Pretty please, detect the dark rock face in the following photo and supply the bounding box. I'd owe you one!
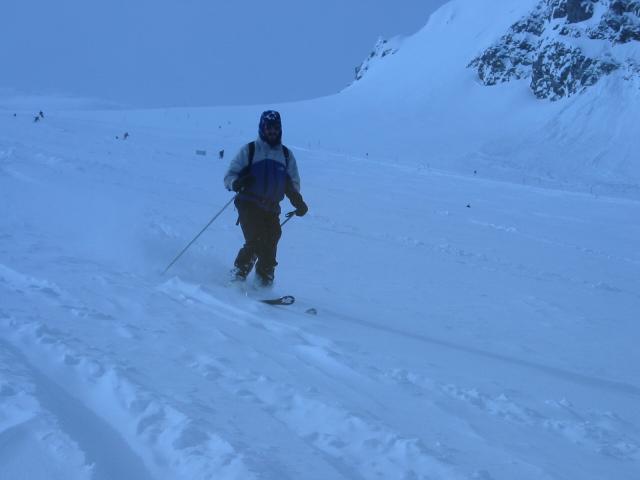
[355,38,401,81]
[610,0,640,15]
[531,42,618,99]
[469,0,640,100]
[590,0,640,42]
[473,40,536,86]
[551,0,596,23]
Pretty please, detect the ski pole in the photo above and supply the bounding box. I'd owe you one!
[280,210,296,227]
[162,195,237,275]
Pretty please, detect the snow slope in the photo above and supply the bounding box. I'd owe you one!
[317,0,640,197]
[1,0,639,479]
[1,100,639,479]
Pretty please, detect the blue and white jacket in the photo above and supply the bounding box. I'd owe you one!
[224,139,301,213]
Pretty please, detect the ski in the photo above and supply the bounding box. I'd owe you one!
[260,295,295,306]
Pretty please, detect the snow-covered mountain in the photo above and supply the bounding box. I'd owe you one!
[470,0,640,100]
[311,0,639,197]
[1,1,639,480]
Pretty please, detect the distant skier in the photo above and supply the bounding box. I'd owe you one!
[224,110,308,286]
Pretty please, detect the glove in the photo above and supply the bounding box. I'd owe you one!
[295,200,308,217]
[289,191,308,217]
[232,175,254,193]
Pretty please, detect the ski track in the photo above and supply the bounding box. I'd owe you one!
[388,369,640,462]
[0,264,255,480]
[1,266,465,480]
[0,338,154,480]
[188,353,461,480]
[160,278,464,479]
[0,316,256,480]
[151,277,640,478]
[0,340,93,480]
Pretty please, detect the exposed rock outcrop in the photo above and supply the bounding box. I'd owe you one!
[469,0,640,100]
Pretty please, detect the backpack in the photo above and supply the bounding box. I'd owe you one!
[236,142,292,212]
[247,141,290,169]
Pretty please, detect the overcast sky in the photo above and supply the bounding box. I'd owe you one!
[0,1,447,108]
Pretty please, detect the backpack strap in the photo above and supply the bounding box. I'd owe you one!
[247,141,256,167]
[248,141,288,168]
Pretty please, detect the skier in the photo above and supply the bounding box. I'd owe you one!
[224,110,308,286]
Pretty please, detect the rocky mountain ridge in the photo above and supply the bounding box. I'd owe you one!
[469,0,640,100]
[354,36,403,81]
